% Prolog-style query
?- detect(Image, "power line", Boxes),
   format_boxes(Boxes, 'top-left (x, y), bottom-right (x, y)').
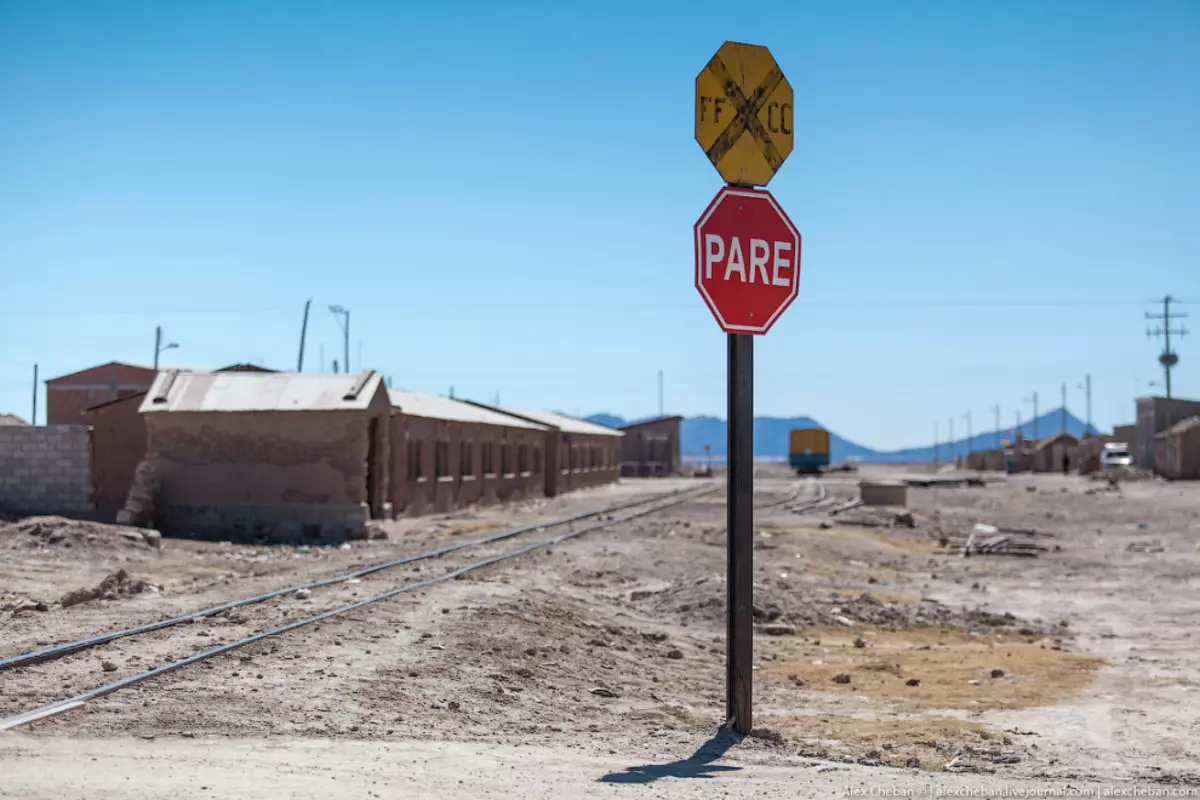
top-left (1145, 294), bottom-right (1188, 399)
top-left (3, 298), bottom-right (1189, 318)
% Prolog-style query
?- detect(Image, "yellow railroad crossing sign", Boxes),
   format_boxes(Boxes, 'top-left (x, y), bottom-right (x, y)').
top-left (695, 41), bottom-right (794, 187)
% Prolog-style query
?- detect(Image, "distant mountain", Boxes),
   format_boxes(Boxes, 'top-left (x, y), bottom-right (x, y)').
top-left (585, 413), bottom-right (626, 429)
top-left (585, 408), bottom-right (1098, 463)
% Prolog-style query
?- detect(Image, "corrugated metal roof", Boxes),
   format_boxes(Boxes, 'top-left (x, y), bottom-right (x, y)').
top-left (140, 370), bottom-right (383, 413)
top-left (499, 408), bottom-right (624, 437)
top-left (0, 413), bottom-right (28, 426)
top-left (389, 390), bottom-right (548, 430)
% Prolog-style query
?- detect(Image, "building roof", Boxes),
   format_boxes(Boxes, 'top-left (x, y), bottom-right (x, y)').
top-left (46, 361), bottom-right (158, 384)
top-left (0, 413), bottom-right (28, 426)
top-left (389, 390), bottom-right (548, 430)
top-left (216, 363), bottom-right (279, 373)
top-left (1034, 431), bottom-right (1080, 451)
top-left (140, 370), bottom-right (383, 413)
top-left (1157, 415), bottom-right (1200, 439)
top-left (497, 407), bottom-right (624, 437)
top-left (620, 415), bottom-right (684, 430)
top-left (83, 391), bottom-right (148, 414)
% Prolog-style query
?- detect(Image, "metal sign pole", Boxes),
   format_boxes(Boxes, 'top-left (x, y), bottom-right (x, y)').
top-left (726, 332), bottom-right (753, 733)
top-left (696, 40), bottom-right (797, 739)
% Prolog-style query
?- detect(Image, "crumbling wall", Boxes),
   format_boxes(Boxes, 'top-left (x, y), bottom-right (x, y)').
top-left (0, 425), bottom-right (93, 517)
top-left (144, 411), bottom-right (373, 541)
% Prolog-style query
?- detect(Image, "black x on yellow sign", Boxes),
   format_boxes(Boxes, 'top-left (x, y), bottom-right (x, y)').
top-left (695, 42), bottom-right (794, 187)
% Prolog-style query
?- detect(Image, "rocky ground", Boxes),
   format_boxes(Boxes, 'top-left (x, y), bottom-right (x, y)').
top-left (1, 467), bottom-right (1198, 798)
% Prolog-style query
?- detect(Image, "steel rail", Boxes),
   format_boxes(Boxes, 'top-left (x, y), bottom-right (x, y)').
top-left (0, 485), bottom-right (717, 731)
top-left (786, 481), bottom-right (829, 513)
top-left (754, 478), bottom-right (816, 510)
top-left (0, 484), bottom-right (713, 673)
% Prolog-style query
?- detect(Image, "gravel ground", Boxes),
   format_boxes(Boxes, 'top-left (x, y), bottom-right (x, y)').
top-left (1, 467), bottom-right (1197, 797)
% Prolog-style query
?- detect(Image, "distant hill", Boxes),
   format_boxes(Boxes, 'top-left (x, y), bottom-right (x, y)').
top-left (585, 413), bottom-right (626, 429)
top-left (586, 409), bottom-right (1097, 463)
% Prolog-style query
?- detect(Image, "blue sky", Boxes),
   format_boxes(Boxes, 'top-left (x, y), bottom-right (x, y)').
top-left (1, 0), bottom-right (1196, 449)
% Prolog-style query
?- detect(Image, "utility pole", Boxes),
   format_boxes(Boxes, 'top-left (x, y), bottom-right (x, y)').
top-left (963, 410), bottom-right (972, 455)
top-left (153, 326), bottom-right (179, 370)
top-left (1078, 374), bottom-right (1092, 436)
top-left (32, 364), bottom-right (38, 425)
top-left (297, 299), bottom-right (311, 372)
top-left (1025, 392), bottom-right (1039, 442)
top-left (329, 305), bottom-right (350, 374)
top-left (992, 404), bottom-right (1001, 448)
top-left (1146, 295), bottom-right (1188, 399)
top-left (1061, 382), bottom-right (1067, 434)
top-left (658, 369), bottom-right (664, 418)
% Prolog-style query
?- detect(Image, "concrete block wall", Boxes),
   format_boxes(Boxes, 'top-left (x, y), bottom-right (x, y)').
top-left (0, 425), bottom-right (94, 517)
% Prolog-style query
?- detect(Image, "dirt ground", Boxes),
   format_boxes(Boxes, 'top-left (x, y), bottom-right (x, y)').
top-left (1, 467), bottom-right (1198, 797)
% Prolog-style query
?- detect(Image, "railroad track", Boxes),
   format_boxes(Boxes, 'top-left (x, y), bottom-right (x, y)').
top-left (0, 484), bottom-right (716, 731)
top-left (784, 482), bottom-right (864, 516)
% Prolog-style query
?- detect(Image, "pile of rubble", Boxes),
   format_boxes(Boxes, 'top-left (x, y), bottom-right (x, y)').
top-left (0, 516), bottom-right (162, 553)
top-left (1091, 466), bottom-right (1156, 485)
top-left (60, 569), bottom-right (157, 608)
top-left (941, 523), bottom-right (1052, 558)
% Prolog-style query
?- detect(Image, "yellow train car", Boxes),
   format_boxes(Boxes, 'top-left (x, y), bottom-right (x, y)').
top-left (788, 428), bottom-right (830, 474)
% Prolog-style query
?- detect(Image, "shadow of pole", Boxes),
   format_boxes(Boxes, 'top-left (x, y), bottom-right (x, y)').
top-left (598, 727), bottom-right (744, 784)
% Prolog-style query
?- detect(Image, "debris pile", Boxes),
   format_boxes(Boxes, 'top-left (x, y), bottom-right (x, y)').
top-left (943, 523), bottom-right (1052, 558)
top-left (0, 516), bottom-right (162, 553)
top-left (1091, 466), bottom-right (1155, 486)
top-left (833, 507), bottom-right (917, 529)
top-left (60, 569), bottom-right (155, 608)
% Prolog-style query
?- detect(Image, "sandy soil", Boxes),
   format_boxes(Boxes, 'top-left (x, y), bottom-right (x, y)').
top-left (1, 468), bottom-right (1198, 797)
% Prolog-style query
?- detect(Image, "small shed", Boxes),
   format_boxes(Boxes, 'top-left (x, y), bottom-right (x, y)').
top-left (1155, 415), bottom-right (1200, 480)
top-left (1032, 432), bottom-right (1080, 473)
top-left (619, 416), bottom-right (682, 477)
top-left (136, 369), bottom-right (390, 541)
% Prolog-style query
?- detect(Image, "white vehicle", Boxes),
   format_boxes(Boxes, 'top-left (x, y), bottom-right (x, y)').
top-left (1100, 443), bottom-right (1132, 470)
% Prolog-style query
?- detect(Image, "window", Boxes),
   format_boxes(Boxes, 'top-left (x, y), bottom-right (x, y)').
top-left (518, 444), bottom-right (529, 474)
top-left (501, 443), bottom-right (512, 475)
top-left (481, 442), bottom-right (494, 475)
top-left (460, 441), bottom-right (473, 476)
top-left (407, 441), bottom-right (424, 481)
top-left (435, 440), bottom-right (449, 479)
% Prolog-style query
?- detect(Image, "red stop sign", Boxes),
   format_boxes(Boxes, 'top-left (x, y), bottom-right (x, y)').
top-left (693, 187), bottom-right (802, 335)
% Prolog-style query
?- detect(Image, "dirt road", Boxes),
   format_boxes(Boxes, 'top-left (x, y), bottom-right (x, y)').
top-left (1, 468), bottom-right (1197, 796)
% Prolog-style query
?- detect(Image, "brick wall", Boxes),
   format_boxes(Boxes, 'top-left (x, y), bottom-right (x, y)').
top-left (389, 412), bottom-right (546, 516)
top-left (0, 425), bottom-right (94, 517)
top-left (81, 394), bottom-right (148, 521)
top-left (143, 408), bottom-right (386, 540)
